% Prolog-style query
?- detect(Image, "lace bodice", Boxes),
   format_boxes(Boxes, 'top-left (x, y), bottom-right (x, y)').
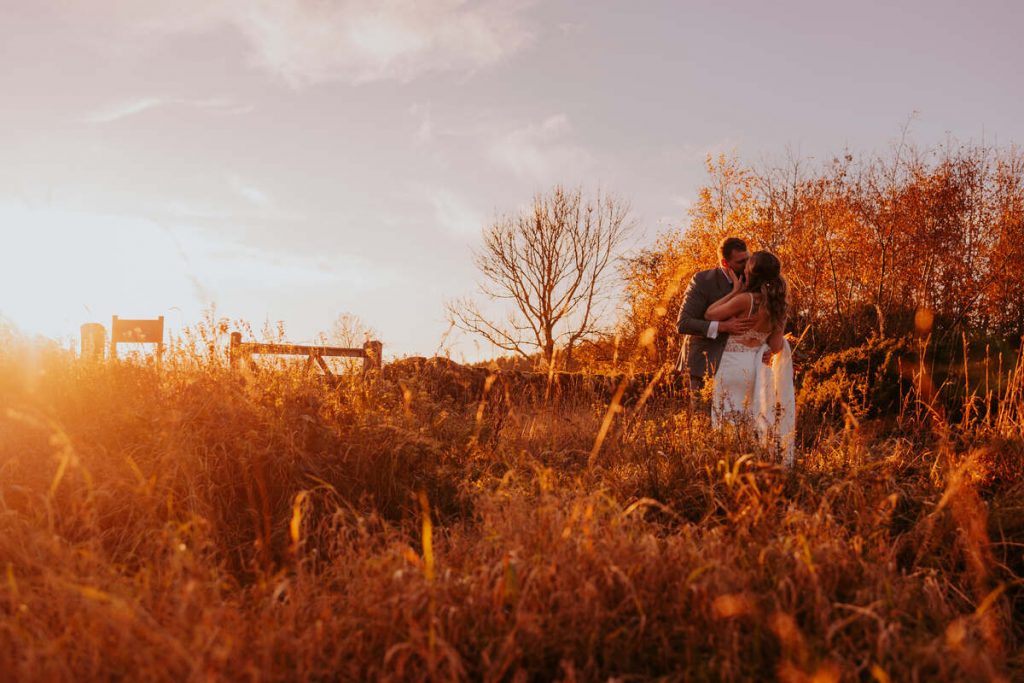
top-left (724, 328), bottom-right (770, 352)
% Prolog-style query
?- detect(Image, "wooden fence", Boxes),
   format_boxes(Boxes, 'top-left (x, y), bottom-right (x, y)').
top-left (229, 332), bottom-right (382, 376)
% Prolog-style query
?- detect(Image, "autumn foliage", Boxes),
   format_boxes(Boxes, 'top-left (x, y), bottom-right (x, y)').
top-left (620, 140), bottom-right (1024, 370)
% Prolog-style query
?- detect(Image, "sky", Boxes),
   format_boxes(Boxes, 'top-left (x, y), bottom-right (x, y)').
top-left (2, 0), bottom-right (1022, 360)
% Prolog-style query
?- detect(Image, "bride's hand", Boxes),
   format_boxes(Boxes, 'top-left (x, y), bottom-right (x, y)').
top-left (724, 268), bottom-right (743, 293)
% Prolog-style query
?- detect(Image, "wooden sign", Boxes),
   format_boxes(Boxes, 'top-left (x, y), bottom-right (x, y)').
top-left (111, 315), bottom-right (165, 359)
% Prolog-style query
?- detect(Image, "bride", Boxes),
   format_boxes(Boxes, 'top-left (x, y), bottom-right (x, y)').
top-left (704, 250), bottom-right (796, 466)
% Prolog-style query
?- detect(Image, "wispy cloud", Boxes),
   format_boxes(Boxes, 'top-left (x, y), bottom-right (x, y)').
top-left (203, 239), bottom-right (389, 292)
top-left (228, 175), bottom-right (272, 207)
top-left (416, 185), bottom-right (486, 239)
top-left (670, 194), bottom-right (692, 210)
top-left (242, 0), bottom-right (535, 86)
top-left (488, 114), bottom-right (593, 183)
top-left (94, 0), bottom-right (537, 87)
top-left (85, 97), bottom-right (166, 124)
top-left (85, 96), bottom-right (251, 124)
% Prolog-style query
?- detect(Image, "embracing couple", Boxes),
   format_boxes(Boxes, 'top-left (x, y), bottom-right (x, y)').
top-left (676, 237), bottom-right (796, 466)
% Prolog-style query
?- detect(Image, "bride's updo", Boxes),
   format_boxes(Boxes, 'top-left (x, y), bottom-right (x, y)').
top-left (745, 251), bottom-right (788, 329)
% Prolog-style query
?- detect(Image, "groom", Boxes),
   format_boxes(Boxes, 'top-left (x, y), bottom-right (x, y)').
top-left (675, 237), bottom-right (755, 391)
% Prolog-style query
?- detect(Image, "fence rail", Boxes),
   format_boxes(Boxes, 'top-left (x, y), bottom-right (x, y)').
top-left (229, 332), bottom-right (382, 376)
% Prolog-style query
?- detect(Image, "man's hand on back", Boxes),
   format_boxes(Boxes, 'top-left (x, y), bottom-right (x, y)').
top-left (719, 318), bottom-right (755, 335)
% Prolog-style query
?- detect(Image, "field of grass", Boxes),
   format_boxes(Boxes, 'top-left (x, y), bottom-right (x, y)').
top-left (1, 325), bottom-right (1022, 681)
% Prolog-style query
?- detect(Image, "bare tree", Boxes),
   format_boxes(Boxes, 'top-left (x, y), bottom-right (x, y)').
top-left (318, 312), bottom-right (376, 374)
top-left (328, 312), bottom-right (376, 349)
top-left (447, 186), bottom-right (632, 369)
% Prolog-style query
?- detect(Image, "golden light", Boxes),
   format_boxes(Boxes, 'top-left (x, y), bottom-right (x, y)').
top-left (0, 203), bottom-right (197, 341)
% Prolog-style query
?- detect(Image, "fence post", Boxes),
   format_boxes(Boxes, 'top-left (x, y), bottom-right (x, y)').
top-left (230, 332), bottom-right (242, 370)
top-left (156, 315), bottom-right (165, 366)
top-left (110, 315), bottom-right (119, 360)
top-left (80, 323), bottom-right (106, 362)
top-left (363, 340), bottom-right (383, 373)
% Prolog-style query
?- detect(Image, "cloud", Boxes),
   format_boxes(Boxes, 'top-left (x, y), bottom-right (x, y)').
top-left (670, 195), bottom-right (692, 210)
top-left (228, 175), bottom-right (272, 207)
top-left (418, 185), bottom-right (486, 239)
top-left (85, 97), bottom-right (166, 123)
top-left (201, 239), bottom-right (386, 292)
top-left (488, 114), bottom-right (593, 183)
top-left (85, 96), bottom-right (251, 123)
top-left (93, 0), bottom-right (536, 87)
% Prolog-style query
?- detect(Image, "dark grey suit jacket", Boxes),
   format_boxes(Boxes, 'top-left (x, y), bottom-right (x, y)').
top-left (675, 268), bottom-right (733, 379)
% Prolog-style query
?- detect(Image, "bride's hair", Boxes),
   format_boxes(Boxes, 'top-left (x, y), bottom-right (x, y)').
top-left (745, 251), bottom-right (788, 329)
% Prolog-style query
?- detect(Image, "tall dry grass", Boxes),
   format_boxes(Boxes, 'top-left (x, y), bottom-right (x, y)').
top-left (1, 323), bottom-right (1022, 681)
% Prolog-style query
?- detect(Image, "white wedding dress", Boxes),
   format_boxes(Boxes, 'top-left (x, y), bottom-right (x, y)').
top-left (711, 309), bottom-right (796, 467)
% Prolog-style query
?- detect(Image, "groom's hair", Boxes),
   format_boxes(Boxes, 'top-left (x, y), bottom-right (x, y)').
top-left (719, 237), bottom-right (747, 261)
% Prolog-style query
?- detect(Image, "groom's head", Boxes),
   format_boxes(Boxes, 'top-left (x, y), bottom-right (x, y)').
top-left (719, 237), bottom-right (749, 277)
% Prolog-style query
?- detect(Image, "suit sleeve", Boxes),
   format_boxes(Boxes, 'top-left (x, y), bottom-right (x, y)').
top-left (676, 273), bottom-right (712, 337)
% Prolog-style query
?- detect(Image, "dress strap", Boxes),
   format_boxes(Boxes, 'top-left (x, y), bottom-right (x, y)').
top-left (747, 293), bottom-right (756, 317)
